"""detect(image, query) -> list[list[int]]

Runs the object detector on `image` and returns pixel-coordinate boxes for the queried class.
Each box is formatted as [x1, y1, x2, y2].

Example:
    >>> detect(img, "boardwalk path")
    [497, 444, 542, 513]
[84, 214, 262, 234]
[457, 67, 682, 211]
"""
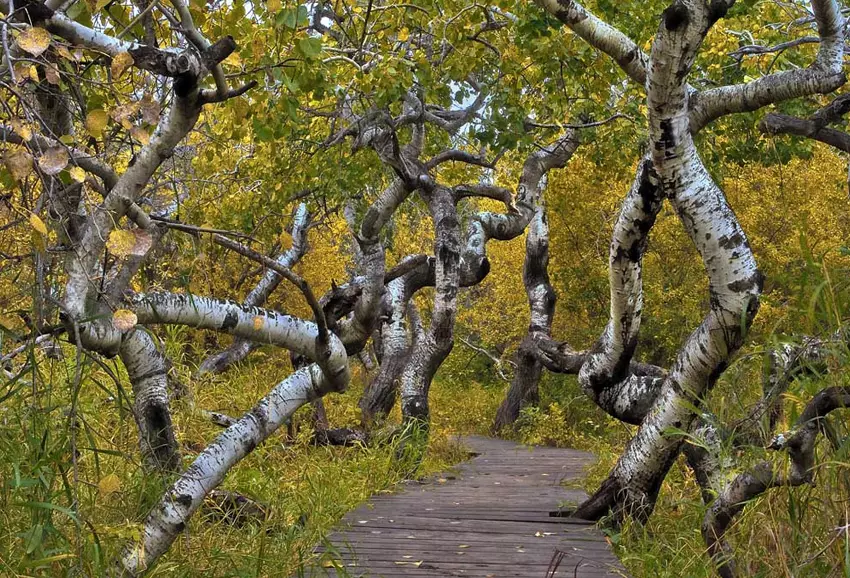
[306, 436, 627, 577]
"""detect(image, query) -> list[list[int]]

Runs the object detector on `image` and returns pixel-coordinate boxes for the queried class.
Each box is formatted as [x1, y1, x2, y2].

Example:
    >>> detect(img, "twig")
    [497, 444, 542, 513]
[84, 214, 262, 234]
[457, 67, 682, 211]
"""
[149, 216, 257, 241]
[212, 234, 328, 341]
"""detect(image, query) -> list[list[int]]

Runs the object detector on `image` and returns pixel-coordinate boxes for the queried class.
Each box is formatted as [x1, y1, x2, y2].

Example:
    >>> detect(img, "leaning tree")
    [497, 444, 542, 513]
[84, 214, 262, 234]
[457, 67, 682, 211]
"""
[487, 0, 850, 573]
[0, 0, 593, 573]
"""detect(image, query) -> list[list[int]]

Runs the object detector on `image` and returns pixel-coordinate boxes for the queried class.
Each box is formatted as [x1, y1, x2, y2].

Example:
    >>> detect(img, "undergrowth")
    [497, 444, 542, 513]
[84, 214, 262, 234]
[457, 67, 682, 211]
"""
[1, 251, 848, 577]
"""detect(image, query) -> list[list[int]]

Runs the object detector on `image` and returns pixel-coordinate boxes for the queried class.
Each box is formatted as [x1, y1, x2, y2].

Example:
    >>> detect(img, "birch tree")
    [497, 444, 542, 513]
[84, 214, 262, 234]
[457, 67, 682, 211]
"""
[525, 0, 846, 523]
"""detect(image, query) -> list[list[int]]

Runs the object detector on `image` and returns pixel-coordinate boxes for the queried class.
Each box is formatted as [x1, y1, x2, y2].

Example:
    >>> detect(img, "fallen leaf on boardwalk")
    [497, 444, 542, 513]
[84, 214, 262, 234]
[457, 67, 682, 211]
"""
[17, 27, 51, 56]
[112, 309, 138, 332]
[458, 544, 469, 548]
[534, 531, 543, 537]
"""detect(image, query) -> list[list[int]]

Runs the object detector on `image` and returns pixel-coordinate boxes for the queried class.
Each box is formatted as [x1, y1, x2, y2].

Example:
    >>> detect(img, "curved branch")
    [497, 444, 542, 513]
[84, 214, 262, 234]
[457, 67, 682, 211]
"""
[536, 0, 648, 86]
[690, 0, 846, 131]
[198, 205, 311, 375]
[129, 292, 349, 392]
[702, 386, 850, 578]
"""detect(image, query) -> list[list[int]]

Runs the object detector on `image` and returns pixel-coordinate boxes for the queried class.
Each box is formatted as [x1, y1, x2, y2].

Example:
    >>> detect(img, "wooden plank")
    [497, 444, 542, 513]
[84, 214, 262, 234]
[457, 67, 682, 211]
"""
[324, 529, 612, 546]
[298, 436, 628, 577]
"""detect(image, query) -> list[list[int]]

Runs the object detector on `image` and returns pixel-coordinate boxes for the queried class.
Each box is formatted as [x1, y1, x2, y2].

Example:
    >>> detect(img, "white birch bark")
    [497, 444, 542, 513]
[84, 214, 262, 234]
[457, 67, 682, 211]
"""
[576, 0, 763, 521]
[119, 366, 329, 575]
[493, 200, 553, 431]
[197, 204, 311, 374]
[399, 186, 461, 426]
[119, 329, 179, 471]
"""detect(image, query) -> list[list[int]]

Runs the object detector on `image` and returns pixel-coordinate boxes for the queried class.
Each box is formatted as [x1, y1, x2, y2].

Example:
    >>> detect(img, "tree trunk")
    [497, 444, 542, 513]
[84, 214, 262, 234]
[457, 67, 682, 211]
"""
[493, 200, 553, 432]
[119, 328, 180, 472]
[399, 186, 461, 439]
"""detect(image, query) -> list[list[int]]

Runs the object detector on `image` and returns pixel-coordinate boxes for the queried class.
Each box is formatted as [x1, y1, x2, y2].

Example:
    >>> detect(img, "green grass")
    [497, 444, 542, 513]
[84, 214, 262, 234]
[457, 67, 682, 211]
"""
[1, 252, 848, 577]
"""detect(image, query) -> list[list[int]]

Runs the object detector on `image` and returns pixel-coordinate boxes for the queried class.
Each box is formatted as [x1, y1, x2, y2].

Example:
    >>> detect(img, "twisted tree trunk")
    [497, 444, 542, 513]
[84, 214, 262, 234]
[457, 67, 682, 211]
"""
[493, 200, 554, 432]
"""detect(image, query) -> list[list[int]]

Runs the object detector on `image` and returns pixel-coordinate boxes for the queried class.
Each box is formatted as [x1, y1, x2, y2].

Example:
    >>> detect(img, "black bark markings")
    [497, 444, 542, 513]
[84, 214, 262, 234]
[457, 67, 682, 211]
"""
[220, 310, 238, 331]
[662, 2, 690, 31]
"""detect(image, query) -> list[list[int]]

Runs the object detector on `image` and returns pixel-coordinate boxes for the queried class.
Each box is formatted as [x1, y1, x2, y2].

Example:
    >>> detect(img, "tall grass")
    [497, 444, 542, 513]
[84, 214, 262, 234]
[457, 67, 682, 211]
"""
[0, 246, 847, 577]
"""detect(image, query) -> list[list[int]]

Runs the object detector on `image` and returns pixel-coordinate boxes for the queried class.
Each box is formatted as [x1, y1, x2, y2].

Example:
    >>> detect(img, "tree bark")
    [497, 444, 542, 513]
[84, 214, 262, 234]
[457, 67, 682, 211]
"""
[119, 328, 180, 472]
[399, 185, 461, 430]
[492, 200, 553, 432]
[197, 203, 311, 374]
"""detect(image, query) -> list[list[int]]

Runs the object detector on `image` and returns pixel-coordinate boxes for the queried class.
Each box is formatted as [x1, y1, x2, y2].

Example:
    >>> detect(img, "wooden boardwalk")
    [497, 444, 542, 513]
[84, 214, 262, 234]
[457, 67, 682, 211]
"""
[304, 436, 627, 578]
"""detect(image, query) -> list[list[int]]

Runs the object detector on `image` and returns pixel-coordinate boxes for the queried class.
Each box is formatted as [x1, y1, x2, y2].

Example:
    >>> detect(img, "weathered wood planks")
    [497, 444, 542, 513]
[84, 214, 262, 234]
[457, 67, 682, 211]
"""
[298, 436, 627, 577]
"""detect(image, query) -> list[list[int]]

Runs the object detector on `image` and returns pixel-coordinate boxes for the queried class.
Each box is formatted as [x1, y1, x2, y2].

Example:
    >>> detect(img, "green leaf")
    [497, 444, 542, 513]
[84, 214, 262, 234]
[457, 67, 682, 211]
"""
[277, 7, 298, 29]
[253, 118, 274, 142]
[23, 523, 43, 554]
[297, 37, 322, 59]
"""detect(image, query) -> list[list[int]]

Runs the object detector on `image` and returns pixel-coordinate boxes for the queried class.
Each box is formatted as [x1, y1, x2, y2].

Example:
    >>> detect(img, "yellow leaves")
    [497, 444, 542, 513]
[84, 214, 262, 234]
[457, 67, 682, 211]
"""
[111, 101, 140, 125]
[223, 52, 242, 68]
[130, 126, 150, 145]
[398, 28, 410, 42]
[86, 0, 111, 13]
[86, 109, 108, 139]
[16, 27, 51, 57]
[112, 309, 138, 332]
[111, 51, 134, 79]
[253, 315, 264, 331]
[29, 214, 48, 236]
[98, 473, 122, 496]
[69, 166, 86, 183]
[107, 229, 153, 257]
[56, 45, 73, 61]
[10, 118, 32, 141]
[266, 0, 281, 12]
[4, 149, 33, 180]
[37, 147, 68, 176]
[279, 230, 293, 250]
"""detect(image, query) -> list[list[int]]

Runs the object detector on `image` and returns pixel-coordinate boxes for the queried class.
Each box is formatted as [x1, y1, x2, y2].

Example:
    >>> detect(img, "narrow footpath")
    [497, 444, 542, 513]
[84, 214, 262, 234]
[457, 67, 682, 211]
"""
[305, 436, 628, 577]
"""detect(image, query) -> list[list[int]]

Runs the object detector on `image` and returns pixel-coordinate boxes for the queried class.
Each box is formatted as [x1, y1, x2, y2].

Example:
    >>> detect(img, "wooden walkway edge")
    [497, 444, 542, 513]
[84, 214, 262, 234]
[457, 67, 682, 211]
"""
[301, 436, 628, 578]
